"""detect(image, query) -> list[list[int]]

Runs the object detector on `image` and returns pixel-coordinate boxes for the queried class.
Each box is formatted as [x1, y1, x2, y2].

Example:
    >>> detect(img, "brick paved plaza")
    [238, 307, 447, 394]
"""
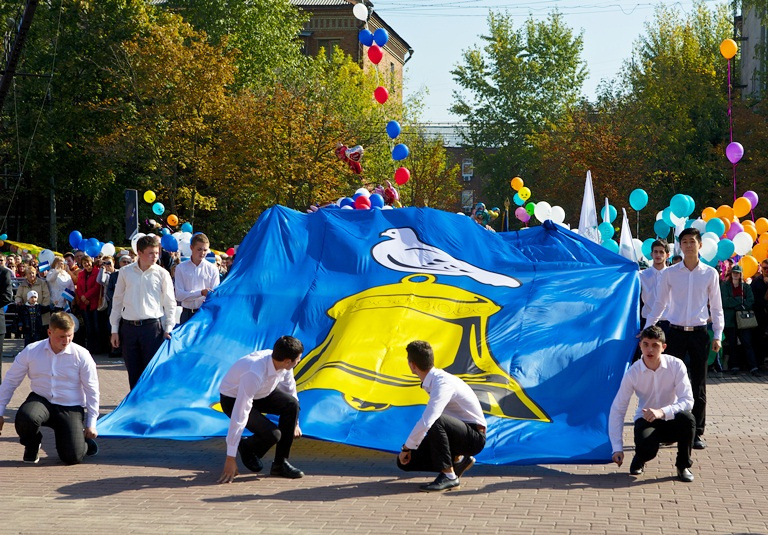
[2, 346, 768, 535]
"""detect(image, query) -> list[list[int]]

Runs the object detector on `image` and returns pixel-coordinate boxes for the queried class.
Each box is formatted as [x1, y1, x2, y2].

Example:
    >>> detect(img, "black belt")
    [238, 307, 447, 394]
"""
[122, 318, 160, 327]
[183, 307, 199, 313]
[670, 324, 707, 332]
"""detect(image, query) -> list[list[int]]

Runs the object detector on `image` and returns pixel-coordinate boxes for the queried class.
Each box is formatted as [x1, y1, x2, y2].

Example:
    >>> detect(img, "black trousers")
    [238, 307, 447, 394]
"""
[634, 411, 695, 469]
[15, 392, 87, 465]
[397, 415, 486, 473]
[724, 326, 759, 371]
[220, 389, 299, 462]
[180, 308, 198, 325]
[119, 319, 164, 390]
[665, 328, 709, 437]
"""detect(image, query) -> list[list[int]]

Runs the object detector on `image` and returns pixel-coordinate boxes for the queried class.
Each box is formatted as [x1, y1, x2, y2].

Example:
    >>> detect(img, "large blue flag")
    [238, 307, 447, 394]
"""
[98, 206, 639, 465]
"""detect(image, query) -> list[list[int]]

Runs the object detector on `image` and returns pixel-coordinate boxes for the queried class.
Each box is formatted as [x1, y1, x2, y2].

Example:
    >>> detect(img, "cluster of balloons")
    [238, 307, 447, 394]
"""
[68, 230, 118, 257]
[472, 203, 499, 226]
[144, 190, 187, 234]
[596, 204, 621, 252]
[336, 186, 398, 211]
[650, 193, 697, 239]
[509, 176, 566, 225]
[0, 232, 7, 246]
[335, 144, 364, 174]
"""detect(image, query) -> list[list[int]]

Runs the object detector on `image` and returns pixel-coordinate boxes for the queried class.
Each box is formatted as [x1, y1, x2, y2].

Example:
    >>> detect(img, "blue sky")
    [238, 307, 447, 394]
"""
[373, 0, 721, 122]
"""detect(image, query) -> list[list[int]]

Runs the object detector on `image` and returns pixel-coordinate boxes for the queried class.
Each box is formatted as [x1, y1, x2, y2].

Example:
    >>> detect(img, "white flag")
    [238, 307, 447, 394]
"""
[619, 208, 638, 263]
[578, 170, 600, 243]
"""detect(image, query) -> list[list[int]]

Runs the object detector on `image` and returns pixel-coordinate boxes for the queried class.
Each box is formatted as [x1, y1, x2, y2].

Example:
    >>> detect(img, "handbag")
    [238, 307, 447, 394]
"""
[96, 285, 108, 312]
[735, 289, 758, 329]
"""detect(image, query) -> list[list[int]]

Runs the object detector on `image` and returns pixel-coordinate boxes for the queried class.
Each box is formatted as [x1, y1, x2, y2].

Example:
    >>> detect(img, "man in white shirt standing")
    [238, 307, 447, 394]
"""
[644, 227, 724, 451]
[0, 312, 99, 464]
[610, 325, 696, 482]
[109, 235, 177, 390]
[397, 340, 487, 492]
[217, 336, 304, 484]
[174, 233, 219, 324]
[636, 239, 670, 362]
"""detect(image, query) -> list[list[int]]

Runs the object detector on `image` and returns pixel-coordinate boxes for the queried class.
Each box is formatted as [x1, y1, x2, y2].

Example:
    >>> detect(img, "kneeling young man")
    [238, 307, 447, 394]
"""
[218, 336, 304, 483]
[0, 312, 99, 465]
[609, 325, 696, 482]
[397, 340, 487, 492]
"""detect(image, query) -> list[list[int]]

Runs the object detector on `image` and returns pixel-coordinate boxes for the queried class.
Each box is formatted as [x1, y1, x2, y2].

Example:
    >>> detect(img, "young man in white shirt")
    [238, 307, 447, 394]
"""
[174, 233, 219, 324]
[644, 227, 723, 450]
[397, 340, 487, 492]
[635, 239, 670, 362]
[217, 336, 304, 484]
[110, 235, 177, 390]
[610, 325, 696, 482]
[0, 312, 99, 464]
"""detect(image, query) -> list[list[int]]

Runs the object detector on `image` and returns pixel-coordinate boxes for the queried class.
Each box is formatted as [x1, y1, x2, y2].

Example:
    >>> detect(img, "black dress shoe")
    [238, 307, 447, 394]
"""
[629, 455, 644, 475]
[270, 460, 304, 479]
[23, 439, 42, 464]
[453, 455, 476, 478]
[419, 472, 460, 492]
[677, 467, 694, 482]
[693, 436, 706, 450]
[85, 438, 99, 457]
[238, 439, 263, 473]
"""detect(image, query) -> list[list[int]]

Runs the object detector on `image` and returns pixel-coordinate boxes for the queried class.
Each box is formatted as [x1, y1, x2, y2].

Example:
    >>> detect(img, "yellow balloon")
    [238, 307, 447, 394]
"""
[701, 206, 716, 222]
[518, 187, 531, 201]
[720, 217, 731, 233]
[733, 196, 752, 218]
[720, 39, 738, 60]
[715, 205, 734, 221]
[744, 225, 758, 242]
[740, 255, 759, 279]
[756, 217, 768, 235]
[144, 190, 156, 204]
[510, 177, 524, 191]
[742, 219, 755, 227]
[760, 232, 768, 244]
[752, 242, 768, 262]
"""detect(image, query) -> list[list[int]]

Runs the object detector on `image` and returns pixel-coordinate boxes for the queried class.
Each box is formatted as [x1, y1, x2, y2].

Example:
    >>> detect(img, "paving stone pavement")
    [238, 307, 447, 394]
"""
[1, 351, 768, 535]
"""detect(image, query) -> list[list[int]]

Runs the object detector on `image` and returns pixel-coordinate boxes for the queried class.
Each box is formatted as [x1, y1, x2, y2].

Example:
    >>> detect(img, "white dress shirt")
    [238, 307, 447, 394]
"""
[219, 350, 298, 457]
[639, 265, 666, 319]
[46, 269, 75, 308]
[174, 259, 220, 310]
[645, 260, 724, 339]
[0, 338, 100, 428]
[109, 262, 177, 334]
[405, 367, 486, 450]
[608, 354, 694, 453]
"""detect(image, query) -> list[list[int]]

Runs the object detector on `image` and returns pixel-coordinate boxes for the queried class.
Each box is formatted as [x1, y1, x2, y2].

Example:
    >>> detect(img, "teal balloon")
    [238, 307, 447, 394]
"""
[661, 206, 675, 226]
[598, 221, 614, 241]
[181, 222, 193, 233]
[705, 218, 725, 237]
[152, 202, 165, 216]
[684, 195, 695, 216]
[670, 194, 689, 217]
[702, 256, 719, 268]
[629, 189, 648, 211]
[642, 238, 655, 259]
[654, 219, 670, 237]
[684, 219, 694, 228]
[717, 239, 735, 260]
[600, 204, 617, 223]
[603, 239, 619, 253]
[513, 193, 524, 206]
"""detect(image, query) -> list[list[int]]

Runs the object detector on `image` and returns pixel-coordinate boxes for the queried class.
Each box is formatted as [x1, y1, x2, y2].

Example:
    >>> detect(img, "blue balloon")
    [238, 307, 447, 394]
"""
[373, 28, 389, 47]
[684, 195, 695, 217]
[392, 144, 410, 161]
[661, 206, 675, 227]
[181, 222, 193, 233]
[161, 228, 170, 236]
[85, 237, 100, 257]
[386, 120, 401, 139]
[69, 230, 83, 249]
[152, 202, 165, 216]
[600, 204, 617, 223]
[598, 221, 614, 241]
[339, 197, 354, 208]
[629, 189, 648, 211]
[0, 233, 6, 241]
[654, 219, 670, 237]
[670, 194, 688, 218]
[369, 193, 385, 208]
[206, 252, 216, 263]
[513, 193, 524, 206]
[717, 239, 735, 260]
[358, 29, 374, 47]
[78, 238, 88, 252]
[161, 233, 178, 252]
[641, 238, 655, 259]
[603, 239, 619, 253]
[705, 218, 725, 237]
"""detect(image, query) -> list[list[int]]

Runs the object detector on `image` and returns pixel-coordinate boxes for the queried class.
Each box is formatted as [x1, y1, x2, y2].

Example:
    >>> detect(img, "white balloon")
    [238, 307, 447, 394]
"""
[700, 238, 718, 261]
[733, 232, 754, 256]
[691, 218, 707, 233]
[656, 210, 663, 221]
[633, 238, 645, 260]
[550, 205, 566, 224]
[381, 205, 393, 210]
[341, 205, 353, 210]
[354, 188, 370, 198]
[101, 243, 116, 257]
[352, 3, 368, 21]
[179, 239, 192, 257]
[456, 212, 465, 216]
[336, 197, 345, 206]
[67, 312, 80, 333]
[534, 201, 552, 223]
[131, 233, 146, 254]
[702, 231, 720, 243]
[669, 212, 685, 227]
[38, 249, 55, 266]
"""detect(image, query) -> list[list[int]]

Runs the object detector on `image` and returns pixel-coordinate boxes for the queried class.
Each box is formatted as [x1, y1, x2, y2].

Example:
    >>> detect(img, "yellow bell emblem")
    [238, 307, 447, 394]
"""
[294, 274, 550, 422]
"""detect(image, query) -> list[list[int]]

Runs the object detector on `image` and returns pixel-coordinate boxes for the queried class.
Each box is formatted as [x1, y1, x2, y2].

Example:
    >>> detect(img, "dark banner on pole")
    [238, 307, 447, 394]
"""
[125, 189, 139, 241]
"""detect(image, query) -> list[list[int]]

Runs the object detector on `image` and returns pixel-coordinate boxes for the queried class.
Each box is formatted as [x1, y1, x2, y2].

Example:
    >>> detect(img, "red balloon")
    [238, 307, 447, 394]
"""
[226, 247, 235, 256]
[368, 45, 383, 64]
[354, 196, 371, 210]
[374, 86, 389, 104]
[394, 167, 410, 186]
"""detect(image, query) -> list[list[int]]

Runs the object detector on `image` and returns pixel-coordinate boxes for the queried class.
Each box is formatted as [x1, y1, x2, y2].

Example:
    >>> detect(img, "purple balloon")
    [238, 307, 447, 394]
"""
[744, 190, 759, 209]
[726, 221, 744, 240]
[515, 207, 530, 223]
[726, 141, 744, 164]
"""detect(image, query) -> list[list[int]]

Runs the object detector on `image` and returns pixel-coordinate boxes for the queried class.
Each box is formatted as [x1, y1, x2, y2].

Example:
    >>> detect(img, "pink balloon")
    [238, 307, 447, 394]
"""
[726, 142, 744, 164]
[515, 207, 530, 222]
[726, 221, 743, 240]
[744, 190, 759, 209]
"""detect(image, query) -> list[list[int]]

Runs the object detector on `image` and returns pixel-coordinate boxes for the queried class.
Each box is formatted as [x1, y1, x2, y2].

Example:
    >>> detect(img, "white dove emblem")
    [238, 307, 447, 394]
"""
[371, 227, 521, 288]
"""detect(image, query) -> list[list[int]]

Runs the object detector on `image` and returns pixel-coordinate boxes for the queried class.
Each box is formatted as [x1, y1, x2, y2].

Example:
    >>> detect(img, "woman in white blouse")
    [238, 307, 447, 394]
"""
[45, 256, 75, 311]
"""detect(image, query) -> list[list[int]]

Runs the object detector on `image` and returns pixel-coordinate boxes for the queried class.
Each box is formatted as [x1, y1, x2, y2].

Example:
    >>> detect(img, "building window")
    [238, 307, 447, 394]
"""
[390, 62, 395, 75]
[462, 190, 474, 211]
[317, 39, 340, 61]
[461, 159, 474, 181]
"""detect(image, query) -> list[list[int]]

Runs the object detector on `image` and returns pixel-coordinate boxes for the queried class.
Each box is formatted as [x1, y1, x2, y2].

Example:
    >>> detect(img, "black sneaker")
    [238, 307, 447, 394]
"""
[629, 455, 644, 475]
[23, 439, 41, 464]
[85, 438, 99, 457]
[677, 467, 694, 482]
[237, 439, 263, 473]
[420, 472, 460, 492]
[270, 460, 304, 479]
[453, 455, 476, 478]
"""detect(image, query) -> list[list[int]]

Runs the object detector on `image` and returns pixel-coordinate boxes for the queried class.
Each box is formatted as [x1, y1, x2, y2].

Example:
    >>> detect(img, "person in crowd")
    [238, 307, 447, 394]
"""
[396, 340, 486, 492]
[610, 326, 696, 482]
[749, 259, 768, 369]
[222, 254, 234, 281]
[644, 227, 724, 451]
[45, 257, 75, 312]
[215, 255, 225, 280]
[73, 250, 85, 269]
[76, 255, 101, 355]
[105, 254, 132, 358]
[174, 233, 220, 324]
[16, 266, 51, 329]
[669, 255, 683, 266]
[0, 312, 99, 464]
[0, 256, 14, 380]
[17, 290, 50, 347]
[63, 252, 80, 284]
[217, 336, 305, 484]
[721, 264, 760, 376]
[110, 235, 176, 389]
[6, 254, 17, 276]
[636, 239, 670, 362]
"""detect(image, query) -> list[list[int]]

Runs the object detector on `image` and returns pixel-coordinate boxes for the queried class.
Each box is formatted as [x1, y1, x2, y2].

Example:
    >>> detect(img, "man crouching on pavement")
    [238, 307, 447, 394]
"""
[397, 340, 487, 492]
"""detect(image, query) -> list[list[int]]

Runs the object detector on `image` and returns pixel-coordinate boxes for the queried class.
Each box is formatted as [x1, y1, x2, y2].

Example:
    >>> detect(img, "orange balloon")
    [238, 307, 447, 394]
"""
[760, 232, 768, 244]
[720, 217, 731, 233]
[715, 205, 734, 220]
[742, 219, 755, 227]
[756, 218, 768, 235]
[740, 255, 759, 279]
[720, 38, 738, 60]
[510, 177, 524, 191]
[167, 214, 179, 226]
[752, 242, 768, 262]
[701, 207, 716, 221]
[744, 225, 758, 242]
[733, 197, 752, 218]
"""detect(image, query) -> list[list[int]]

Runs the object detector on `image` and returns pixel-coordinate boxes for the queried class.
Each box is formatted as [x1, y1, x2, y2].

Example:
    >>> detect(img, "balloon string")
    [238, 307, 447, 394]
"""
[728, 59, 733, 144]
